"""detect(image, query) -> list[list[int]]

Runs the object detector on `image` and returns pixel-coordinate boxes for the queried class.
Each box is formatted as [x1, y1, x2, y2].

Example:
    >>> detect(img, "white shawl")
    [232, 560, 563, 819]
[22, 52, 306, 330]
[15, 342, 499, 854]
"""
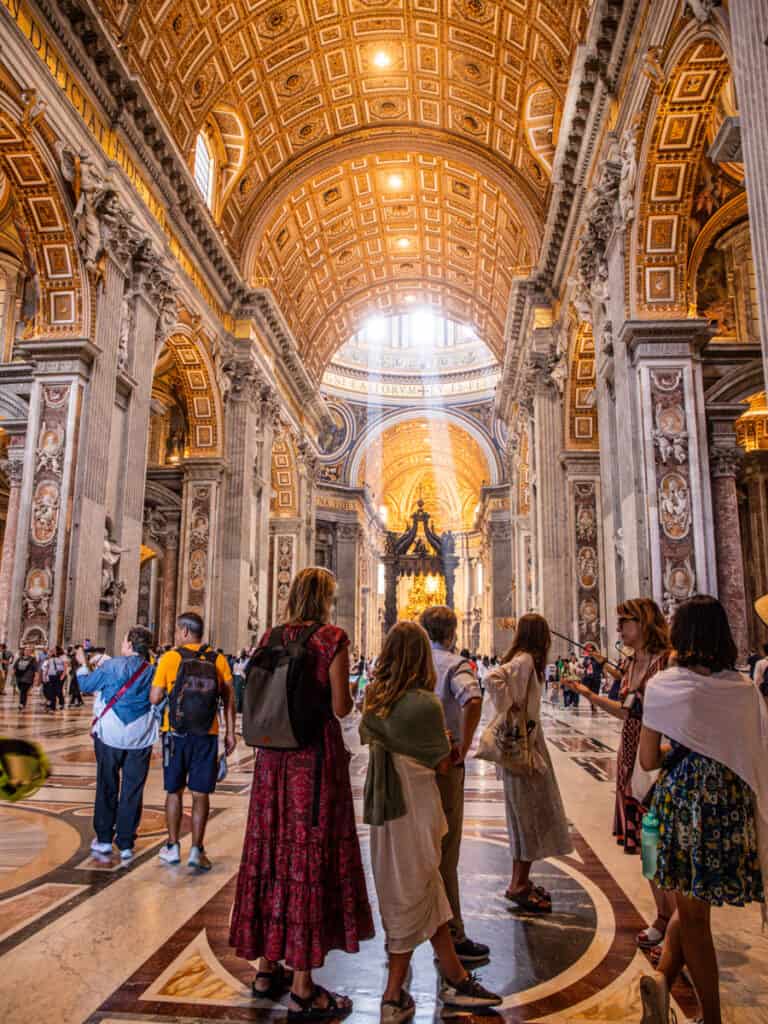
[644, 665, 768, 919]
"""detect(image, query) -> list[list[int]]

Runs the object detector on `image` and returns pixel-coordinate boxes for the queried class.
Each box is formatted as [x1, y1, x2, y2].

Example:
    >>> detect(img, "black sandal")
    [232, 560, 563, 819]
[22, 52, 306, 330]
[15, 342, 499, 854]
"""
[251, 963, 293, 1000]
[288, 984, 352, 1020]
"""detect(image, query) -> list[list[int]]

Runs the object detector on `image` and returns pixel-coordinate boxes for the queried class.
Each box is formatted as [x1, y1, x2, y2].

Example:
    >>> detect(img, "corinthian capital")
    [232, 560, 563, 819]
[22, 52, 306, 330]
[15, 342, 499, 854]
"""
[222, 358, 264, 405]
[710, 443, 743, 479]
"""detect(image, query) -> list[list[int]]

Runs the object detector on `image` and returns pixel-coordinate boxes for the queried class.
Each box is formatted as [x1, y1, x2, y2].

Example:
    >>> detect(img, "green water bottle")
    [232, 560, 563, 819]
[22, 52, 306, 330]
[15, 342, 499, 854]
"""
[641, 811, 660, 880]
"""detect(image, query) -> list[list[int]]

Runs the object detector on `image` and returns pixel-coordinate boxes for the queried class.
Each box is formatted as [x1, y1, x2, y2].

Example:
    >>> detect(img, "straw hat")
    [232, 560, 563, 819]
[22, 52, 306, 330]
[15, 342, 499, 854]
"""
[755, 593, 768, 627]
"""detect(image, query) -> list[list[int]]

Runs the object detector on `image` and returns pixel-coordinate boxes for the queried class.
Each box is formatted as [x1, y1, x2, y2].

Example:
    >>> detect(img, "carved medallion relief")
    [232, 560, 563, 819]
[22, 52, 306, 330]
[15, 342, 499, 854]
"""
[186, 486, 211, 609]
[648, 369, 697, 614]
[573, 481, 601, 645]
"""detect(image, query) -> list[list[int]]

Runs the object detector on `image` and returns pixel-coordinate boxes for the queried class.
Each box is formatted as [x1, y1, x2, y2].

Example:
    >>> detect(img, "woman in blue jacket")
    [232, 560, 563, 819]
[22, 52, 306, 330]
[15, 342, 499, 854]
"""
[76, 626, 156, 862]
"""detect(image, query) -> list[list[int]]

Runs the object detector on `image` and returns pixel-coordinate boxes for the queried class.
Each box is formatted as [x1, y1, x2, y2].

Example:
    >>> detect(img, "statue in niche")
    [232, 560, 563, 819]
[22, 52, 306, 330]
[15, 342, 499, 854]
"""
[441, 530, 456, 557]
[546, 349, 568, 395]
[684, 0, 720, 23]
[117, 293, 132, 374]
[101, 520, 125, 609]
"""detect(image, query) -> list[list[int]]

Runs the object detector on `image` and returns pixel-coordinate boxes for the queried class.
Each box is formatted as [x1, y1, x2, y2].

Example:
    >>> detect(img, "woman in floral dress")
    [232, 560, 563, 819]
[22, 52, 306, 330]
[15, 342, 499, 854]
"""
[639, 596, 767, 1024]
[229, 567, 374, 1019]
[563, 598, 673, 948]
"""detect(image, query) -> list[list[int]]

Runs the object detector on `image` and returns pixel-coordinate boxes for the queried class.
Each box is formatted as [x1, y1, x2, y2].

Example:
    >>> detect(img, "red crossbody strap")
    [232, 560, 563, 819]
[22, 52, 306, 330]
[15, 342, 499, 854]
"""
[90, 661, 149, 734]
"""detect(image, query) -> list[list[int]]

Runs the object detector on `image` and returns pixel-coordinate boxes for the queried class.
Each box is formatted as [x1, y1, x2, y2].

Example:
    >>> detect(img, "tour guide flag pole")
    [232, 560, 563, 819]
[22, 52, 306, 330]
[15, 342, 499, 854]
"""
[550, 629, 622, 670]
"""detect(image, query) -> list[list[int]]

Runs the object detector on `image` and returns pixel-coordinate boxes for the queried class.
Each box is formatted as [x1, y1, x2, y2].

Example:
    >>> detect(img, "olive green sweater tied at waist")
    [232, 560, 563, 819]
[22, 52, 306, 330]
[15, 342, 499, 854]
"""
[359, 688, 450, 826]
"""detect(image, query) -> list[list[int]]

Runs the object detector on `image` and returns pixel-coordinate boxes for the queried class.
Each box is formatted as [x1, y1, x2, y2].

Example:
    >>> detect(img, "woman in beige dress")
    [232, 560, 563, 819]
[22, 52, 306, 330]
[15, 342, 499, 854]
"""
[484, 613, 573, 913]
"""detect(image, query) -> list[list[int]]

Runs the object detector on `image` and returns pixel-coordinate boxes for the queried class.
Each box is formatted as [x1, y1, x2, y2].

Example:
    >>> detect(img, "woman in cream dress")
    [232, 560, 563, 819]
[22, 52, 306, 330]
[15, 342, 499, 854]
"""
[360, 622, 502, 1023]
[484, 613, 573, 913]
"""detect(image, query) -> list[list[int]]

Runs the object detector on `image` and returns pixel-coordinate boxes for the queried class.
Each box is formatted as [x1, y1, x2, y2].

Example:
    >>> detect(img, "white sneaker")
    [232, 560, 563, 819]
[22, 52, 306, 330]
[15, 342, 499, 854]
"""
[188, 845, 212, 871]
[119, 848, 134, 862]
[91, 839, 113, 855]
[159, 841, 180, 865]
[640, 972, 670, 1023]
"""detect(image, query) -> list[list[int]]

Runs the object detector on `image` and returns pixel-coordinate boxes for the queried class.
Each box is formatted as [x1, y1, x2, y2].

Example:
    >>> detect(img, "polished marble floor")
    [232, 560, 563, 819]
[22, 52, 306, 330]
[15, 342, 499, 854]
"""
[0, 685, 766, 1024]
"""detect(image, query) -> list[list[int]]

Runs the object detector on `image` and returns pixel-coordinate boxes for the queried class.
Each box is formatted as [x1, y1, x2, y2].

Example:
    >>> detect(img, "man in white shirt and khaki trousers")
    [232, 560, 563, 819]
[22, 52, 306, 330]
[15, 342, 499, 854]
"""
[420, 605, 489, 966]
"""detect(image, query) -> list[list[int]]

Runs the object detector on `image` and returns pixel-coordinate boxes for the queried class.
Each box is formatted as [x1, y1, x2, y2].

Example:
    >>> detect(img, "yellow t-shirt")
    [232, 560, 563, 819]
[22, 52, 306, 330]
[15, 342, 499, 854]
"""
[154, 644, 233, 734]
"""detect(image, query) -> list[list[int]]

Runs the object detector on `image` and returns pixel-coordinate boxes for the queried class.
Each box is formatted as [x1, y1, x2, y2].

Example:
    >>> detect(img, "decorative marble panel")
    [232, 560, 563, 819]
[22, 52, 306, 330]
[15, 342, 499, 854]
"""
[572, 481, 601, 646]
[186, 485, 211, 609]
[21, 384, 71, 645]
[648, 368, 697, 615]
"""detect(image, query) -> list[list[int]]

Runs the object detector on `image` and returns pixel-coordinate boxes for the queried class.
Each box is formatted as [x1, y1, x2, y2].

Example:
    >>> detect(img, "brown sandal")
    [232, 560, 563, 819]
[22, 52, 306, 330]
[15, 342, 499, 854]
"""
[252, 963, 293, 1000]
[288, 985, 352, 1020]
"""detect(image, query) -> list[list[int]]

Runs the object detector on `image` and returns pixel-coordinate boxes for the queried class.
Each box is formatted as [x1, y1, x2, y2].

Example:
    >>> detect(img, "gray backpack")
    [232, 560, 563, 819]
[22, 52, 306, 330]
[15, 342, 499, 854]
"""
[242, 624, 326, 749]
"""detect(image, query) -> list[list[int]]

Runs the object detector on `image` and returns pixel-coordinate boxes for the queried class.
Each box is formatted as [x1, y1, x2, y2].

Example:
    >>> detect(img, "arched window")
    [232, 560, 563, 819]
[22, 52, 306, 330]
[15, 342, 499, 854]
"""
[193, 131, 214, 208]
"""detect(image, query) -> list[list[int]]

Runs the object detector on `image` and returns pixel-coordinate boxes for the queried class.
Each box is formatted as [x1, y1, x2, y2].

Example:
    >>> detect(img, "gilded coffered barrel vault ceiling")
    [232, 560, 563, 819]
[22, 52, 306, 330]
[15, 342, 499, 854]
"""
[250, 151, 535, 379]
[91, 0, 590, 370]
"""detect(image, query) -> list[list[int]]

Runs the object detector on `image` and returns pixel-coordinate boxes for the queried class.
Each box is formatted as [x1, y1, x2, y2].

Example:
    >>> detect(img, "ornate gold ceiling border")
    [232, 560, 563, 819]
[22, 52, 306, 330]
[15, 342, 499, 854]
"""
[566, 321, 598, 451]
[634, 37, 729, 317]
[0, 101, 84, 338]
[495, 0, 631, 424]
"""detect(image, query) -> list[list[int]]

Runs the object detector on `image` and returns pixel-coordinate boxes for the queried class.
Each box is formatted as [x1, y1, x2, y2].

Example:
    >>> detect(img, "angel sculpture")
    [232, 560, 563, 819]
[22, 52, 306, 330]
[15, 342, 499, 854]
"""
[57, 144, 107, 273]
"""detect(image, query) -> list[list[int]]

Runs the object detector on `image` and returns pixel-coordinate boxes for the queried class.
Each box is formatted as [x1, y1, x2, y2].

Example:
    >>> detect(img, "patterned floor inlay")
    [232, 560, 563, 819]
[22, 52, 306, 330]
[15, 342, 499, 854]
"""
[0, 691, 765, 1023]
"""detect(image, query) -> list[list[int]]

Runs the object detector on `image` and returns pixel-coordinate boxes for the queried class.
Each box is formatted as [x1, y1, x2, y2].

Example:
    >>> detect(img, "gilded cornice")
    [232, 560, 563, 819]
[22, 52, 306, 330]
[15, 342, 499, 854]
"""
[496, 0, 638, 423]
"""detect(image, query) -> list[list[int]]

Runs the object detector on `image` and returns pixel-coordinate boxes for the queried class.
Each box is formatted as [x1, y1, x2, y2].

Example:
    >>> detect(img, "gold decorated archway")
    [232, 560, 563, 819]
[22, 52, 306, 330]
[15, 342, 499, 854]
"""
[357, 418, 489, 533]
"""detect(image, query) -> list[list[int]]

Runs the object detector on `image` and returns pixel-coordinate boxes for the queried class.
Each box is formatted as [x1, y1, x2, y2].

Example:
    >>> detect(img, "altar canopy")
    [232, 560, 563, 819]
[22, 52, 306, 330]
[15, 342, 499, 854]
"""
[382, 500, 459, 632]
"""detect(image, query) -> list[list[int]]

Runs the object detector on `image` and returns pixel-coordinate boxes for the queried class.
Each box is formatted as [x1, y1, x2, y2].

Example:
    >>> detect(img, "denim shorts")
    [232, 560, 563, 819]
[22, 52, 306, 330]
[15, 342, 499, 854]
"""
[162, 733, 218, 794]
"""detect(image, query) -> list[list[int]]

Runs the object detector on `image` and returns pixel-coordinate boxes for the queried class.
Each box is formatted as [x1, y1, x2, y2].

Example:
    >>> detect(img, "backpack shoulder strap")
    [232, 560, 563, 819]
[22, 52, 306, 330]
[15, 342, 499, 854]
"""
[267, 626, 286, 648]
[299, 622, 323, 645]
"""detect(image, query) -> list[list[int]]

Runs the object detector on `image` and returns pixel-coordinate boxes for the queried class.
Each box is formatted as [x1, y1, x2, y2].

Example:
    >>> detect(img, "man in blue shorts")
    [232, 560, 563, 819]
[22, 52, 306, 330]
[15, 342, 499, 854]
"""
[151, 611, 235, 871]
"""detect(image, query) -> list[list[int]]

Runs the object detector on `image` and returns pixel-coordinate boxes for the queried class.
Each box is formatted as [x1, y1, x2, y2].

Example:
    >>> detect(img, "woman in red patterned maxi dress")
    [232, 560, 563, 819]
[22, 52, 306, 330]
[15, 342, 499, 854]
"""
[230, 567, 374, 1018]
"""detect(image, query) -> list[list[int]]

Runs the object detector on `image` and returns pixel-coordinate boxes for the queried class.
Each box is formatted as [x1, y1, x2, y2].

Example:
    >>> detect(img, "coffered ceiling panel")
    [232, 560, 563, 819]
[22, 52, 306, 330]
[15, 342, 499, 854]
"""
[253, 150, 535, 379]
[95, 0, 588, 254]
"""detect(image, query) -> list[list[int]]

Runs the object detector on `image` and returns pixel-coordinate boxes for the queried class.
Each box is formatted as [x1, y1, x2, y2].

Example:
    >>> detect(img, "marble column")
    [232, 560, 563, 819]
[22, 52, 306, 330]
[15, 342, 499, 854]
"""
[67, 214, 141, 645]
[488, 519, 514, 658]
[8, 350, 89, 647]
[619, 320, 717, 615]
[741, 452, 768, 649]
[531, 344, 570, 653]
[709, 443, 749, 660]
[113, 248, 176, 644]
[730, 0, 768, 390]
[158, 517, 180, 646]
[218, 356, 261, 653]
[0, 446, 25, 643]
[268, 520, 300, 627]
[254, 391, 280, 634]
[335, 522, 360, 643]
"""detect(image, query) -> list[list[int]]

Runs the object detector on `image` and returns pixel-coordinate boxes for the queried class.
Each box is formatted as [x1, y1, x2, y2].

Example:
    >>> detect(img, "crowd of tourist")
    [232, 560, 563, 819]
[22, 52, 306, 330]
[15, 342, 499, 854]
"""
[3, 567, 767, 1024]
